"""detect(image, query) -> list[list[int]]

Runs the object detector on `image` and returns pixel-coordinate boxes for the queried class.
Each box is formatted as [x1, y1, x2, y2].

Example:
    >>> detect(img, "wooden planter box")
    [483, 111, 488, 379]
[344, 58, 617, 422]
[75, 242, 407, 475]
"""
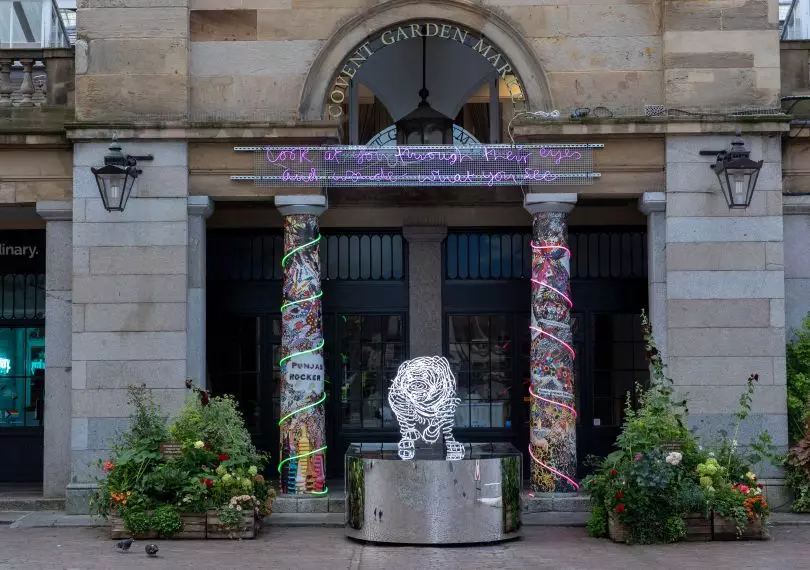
[683, 512, 712, 542]
[110, 512, 157, 540]
[206, 509, 257, 540]
[110, 511, 207, 540]
[607, 512, 629, 543]
[712, 513, 768, 541]
[175, 513, 207, 539]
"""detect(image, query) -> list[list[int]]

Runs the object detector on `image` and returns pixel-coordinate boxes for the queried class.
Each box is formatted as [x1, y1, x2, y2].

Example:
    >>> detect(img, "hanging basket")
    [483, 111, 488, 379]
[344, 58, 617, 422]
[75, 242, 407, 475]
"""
[607, 512, 630, 543]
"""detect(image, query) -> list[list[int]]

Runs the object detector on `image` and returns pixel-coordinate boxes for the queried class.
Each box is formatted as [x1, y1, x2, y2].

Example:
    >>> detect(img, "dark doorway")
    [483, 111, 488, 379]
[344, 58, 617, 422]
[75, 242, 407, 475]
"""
[443, 229, 650, 476]
[0, 230, 46, 483]
[207, 230, 408, 478]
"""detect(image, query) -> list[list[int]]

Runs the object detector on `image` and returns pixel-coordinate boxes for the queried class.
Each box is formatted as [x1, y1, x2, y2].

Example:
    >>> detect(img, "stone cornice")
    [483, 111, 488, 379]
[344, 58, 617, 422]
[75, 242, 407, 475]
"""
[65, 122, 341, 142]
[512, 119, 791, 139]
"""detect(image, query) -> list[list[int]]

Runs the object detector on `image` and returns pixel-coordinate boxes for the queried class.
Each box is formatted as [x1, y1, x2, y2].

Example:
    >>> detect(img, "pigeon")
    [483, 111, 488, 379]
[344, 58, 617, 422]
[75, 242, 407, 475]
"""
[115, 538, 134, 552]
[145, 544, 159, 558]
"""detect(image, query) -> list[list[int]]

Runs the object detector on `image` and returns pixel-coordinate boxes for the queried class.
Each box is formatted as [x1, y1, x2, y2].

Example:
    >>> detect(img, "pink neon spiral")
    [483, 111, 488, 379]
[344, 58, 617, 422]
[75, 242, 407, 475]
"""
[529, 239, 579, 491]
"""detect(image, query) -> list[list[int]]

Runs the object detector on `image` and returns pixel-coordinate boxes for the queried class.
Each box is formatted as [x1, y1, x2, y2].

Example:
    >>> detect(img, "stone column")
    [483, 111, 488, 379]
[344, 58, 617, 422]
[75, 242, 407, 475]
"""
[36, 201, 73, 498]
[524, 193, 578, 493]
[639, 192, 668, 364]
[276, 195, 328, 495]
[665, 134, 787, 485]
[187, 197, 213, 389]
[402, 226, 447, 358]
[67, 141, 190, 513]
[783, 195, 810, 336]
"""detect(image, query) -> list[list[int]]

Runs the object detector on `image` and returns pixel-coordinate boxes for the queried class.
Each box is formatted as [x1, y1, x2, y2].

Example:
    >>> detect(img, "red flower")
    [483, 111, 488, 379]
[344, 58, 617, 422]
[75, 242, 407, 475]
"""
[615, 491, 624, 500]
[199, 478, 213, 489]
[203, 443, 211, 451]
[102, 461, 114, 473]
[609, 469, 617, 477]
[757, 484, 764, 489]
[218, 454, 230, 462]
[615, 504, 625, 513]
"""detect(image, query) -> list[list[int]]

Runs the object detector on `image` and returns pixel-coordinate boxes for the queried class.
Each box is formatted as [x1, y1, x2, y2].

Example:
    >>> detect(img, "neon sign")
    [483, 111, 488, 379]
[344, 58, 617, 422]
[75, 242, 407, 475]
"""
[233, 143, 602, 188]
[0, 358, 10, 375]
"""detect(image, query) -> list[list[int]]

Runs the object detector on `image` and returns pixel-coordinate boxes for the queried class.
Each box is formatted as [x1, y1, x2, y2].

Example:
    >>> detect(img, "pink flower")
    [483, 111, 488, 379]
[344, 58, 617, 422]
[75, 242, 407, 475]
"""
[634, 454, 643, 461]
[102, 461, 114, 473]
[737, 485, 750, 494]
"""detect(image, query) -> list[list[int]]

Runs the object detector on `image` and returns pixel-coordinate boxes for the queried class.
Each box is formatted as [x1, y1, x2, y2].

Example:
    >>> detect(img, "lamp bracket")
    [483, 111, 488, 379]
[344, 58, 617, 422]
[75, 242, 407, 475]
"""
[699, 150, 724, 156]
[128, 154, 154, 161]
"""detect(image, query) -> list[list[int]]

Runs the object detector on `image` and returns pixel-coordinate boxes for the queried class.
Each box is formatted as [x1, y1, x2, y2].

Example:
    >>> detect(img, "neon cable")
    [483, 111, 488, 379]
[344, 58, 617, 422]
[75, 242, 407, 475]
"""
[528, 239, 580, 491]
[279, 231, 328, 495]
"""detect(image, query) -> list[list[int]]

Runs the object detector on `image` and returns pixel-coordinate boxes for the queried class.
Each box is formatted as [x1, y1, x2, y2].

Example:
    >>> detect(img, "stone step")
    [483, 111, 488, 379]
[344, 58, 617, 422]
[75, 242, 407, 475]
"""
[0, 497, 65, 512]
[272, 491, 590, 514]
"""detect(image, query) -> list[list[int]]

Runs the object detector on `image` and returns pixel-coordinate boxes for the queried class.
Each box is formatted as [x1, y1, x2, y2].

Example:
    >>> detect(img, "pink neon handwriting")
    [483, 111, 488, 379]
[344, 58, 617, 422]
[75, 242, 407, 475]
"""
[280, 167, 560, 185]
[266, 146, 583, 166]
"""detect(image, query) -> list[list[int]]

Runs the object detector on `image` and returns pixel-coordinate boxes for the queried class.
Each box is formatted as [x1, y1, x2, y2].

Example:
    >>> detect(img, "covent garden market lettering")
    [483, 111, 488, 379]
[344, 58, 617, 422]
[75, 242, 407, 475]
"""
[327, 22, 523, 117]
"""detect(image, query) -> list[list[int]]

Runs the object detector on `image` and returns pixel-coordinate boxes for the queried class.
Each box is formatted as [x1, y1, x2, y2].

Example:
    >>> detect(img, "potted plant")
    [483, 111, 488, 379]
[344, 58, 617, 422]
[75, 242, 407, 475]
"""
[94, 381, 274, 541]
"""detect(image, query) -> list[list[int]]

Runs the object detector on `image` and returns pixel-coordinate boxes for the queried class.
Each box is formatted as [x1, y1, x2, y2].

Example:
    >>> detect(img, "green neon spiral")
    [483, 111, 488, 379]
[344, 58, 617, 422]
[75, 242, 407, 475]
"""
[278, 232, 328, 495]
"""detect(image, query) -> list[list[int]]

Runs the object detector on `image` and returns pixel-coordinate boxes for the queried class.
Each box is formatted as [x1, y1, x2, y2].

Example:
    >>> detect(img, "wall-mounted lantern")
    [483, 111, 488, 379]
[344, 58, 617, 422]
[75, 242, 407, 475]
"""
[90, 139, 153, 212]
[700, 130, 763, 209]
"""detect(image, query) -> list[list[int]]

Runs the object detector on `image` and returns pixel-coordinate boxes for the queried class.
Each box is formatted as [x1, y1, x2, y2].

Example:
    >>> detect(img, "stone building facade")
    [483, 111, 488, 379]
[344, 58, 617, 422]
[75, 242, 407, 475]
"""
[0, 0, 808, 511]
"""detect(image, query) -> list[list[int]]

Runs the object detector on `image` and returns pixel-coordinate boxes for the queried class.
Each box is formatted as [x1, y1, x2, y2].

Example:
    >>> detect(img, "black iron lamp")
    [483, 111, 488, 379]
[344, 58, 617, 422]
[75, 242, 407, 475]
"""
[700, 130, 763, 209]
[396, 34, 454, 145]
[91, 139, 153, 212]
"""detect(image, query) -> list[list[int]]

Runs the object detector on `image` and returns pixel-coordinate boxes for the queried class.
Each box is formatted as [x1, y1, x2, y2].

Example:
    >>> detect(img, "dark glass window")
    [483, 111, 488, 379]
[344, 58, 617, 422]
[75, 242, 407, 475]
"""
[207, 231, 406, 282]
[448, 315, 515, 428]
[591, 313, 650, 427]
[0, 327, 45, 428]
[338, 314, 406, 430]
[445, 230, 647, 280]
[208, 316, 263, 435]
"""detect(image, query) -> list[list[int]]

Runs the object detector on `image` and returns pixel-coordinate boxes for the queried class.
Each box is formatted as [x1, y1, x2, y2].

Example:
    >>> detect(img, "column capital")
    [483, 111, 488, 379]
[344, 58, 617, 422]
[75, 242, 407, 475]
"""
[188, 196, 214, 218]
[276, 194, 328, 217]
[639, 192, 666, 215]
[524, 193, 577, 215]
[36, 200, 72, 221]
[402, 225, 448, 243]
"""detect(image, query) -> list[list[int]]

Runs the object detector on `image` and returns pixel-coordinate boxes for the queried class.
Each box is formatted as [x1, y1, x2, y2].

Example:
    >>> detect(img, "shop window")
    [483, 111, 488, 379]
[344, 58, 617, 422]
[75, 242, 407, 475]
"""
[0, 327, 45, 428]
[448, 315, 515, 428]
[591, 314, 649, 427]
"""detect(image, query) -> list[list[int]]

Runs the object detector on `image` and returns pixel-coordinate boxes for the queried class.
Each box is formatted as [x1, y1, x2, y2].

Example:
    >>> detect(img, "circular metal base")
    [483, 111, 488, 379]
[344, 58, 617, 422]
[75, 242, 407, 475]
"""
[344, 443, 523, 545]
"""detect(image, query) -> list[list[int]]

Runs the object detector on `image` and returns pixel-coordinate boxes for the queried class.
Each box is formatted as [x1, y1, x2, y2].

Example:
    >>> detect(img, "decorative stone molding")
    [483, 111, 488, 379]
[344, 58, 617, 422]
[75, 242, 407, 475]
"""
[276, 194, 328, 217]
[298, 0, 553, 120]
[639, 191, 666, 215]
[188, 196, 214, 218]
[36, 200, 72, 221]
[783, 194, 810, 215]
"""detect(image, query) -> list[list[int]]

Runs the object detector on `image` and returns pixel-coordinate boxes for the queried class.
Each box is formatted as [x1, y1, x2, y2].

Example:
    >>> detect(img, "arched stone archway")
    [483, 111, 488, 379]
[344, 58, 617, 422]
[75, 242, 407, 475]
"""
[298, 0, 553, 121]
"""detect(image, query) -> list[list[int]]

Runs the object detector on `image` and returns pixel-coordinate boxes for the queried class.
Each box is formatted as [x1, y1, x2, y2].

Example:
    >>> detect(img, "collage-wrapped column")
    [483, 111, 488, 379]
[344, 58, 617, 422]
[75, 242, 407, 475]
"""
[276, 195, 328, 495]
[525, 194, 578, 493]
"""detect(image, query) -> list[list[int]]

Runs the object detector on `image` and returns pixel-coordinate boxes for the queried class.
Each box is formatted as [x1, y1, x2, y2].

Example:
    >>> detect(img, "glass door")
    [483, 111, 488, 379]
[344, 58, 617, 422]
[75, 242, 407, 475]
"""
[326, 313, 407, 474]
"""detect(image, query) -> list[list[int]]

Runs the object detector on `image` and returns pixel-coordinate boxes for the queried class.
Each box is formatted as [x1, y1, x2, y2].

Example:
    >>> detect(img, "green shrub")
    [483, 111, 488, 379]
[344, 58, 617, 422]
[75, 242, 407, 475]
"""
[152, 505, 182, 537]
[586, 505, 608, 538]
[787, 315, 810, 444]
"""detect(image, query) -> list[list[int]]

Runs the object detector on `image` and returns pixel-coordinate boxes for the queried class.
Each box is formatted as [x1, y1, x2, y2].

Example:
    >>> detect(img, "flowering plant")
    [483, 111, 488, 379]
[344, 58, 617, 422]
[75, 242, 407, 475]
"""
[91, 382, 275, 536]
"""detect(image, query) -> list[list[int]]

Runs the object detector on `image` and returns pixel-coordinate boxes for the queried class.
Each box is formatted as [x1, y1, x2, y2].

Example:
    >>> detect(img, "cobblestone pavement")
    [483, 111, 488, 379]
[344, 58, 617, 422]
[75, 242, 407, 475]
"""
[1, 525, 809, 570]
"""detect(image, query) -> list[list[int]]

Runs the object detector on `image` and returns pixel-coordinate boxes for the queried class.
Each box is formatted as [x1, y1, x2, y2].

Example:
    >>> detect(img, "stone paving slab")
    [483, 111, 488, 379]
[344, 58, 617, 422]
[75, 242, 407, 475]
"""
[2, 524, 810, 569]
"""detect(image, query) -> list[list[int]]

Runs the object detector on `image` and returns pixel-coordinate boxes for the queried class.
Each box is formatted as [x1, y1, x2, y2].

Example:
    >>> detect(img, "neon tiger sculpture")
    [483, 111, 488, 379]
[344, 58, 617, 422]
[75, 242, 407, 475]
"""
[387, 356, 465, 461]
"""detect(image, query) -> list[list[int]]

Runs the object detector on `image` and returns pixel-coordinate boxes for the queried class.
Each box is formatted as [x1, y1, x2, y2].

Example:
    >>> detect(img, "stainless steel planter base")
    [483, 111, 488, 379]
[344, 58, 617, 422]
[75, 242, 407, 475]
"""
[344, 442, 522, 545]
